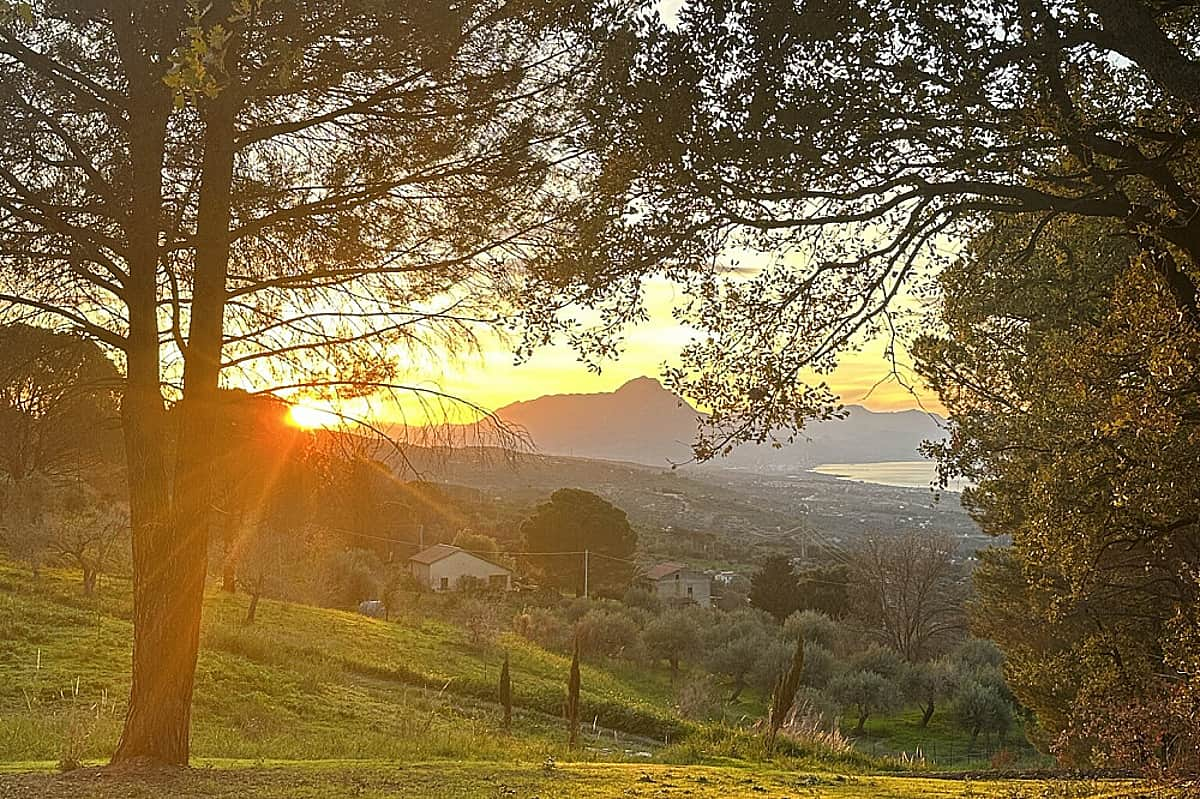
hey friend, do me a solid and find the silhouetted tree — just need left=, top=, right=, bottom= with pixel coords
left=749, top=555, right=801, bottom=623
left=521, top=489, right=637, bottom=597
left=847, top=533, right=967, bottom=661
left=0, top=1, right=657, bottom=765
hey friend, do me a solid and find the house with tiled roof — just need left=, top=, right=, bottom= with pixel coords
left=409, top=544, right=511, bottom=592
left=640, top=562, right=711, bottom=608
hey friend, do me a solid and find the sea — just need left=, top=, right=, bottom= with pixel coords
left=809, top=460, right=969, bottom=492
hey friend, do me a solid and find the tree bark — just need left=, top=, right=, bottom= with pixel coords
left=245, top=575, right=262, bottom=624
left=111, top=52, right=182, bottom=763
left=920, top=700, right=934, bottom=728
left=113, top=0, right=240, bottom=766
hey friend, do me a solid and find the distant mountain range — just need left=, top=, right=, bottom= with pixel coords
left=492, top=377, right=946, bottom=470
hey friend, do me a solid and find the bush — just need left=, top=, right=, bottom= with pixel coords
left=799, top=643, right=837, bottom=690
left=675, top=674, right=720, bottom=720
left=829, top=669, right=902, bottom=733
left=458, top=598, right=502, bottom=648
left=850, top=645, right=904, bottom=679
left=622, top=586, right=662, bottom=614
left=952, top=679, right=1013, bottom=742
left=783, top=609, right=841, bottom=651
left=952, top=638, right=1005, bottom=672
left=575, top=608, right=642, bottom=659
left=642, top=608, right=703, bottom=673
left=324, top=548, right=383, bottom=608
left=512, top=607, right=570, bottom=652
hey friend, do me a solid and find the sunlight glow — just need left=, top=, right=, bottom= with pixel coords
left=287, top=404, right=338, bottom=429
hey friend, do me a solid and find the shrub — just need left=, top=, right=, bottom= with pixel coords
left=799, top=643, right=836, bottom=690
left=676, top=674, right=720, bottom=720
left=829, top=669, right=901, bottom=733
left=512, top=607, right=570, bottom=652
left=783, top=609, right=841, bottom=651
left=325, top=548, right=383, bottom=608
left=850, top=645, right=904, bottom=679
left=951, top=638, right=1005, bottom=672
left=952, top=679, right=1013, bottom=742
left=575, top=608, right=641, bottom=659
left=642, top=608, right=702, bottom=673
left=622, top=586, right=662, bottom=614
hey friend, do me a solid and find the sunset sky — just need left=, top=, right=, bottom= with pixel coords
left=346, top=276, right=946, bottom=427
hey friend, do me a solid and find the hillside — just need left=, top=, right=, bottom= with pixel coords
left=0, top=560, right=1140, bottom=798
left=491, top=377, right=945, bottom=469
left=393, top=447, right=983, bottom=566
left=0, top=562, right=693, bottom=764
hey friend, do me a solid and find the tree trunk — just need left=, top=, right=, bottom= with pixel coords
left=728, top=678, right=745, bottom=702
left=855, top=713, right=867, bottom=734
left=110, top=24, right=183, bottom=761
left=245, top=576, right=262, bottom=624
left=82, top=567, right=97, bottom=597
left=920, top=700, right=935, bottom=728
left=222, top=509, right=241, bottom=593
left=113, top=0, right=240, bottom=765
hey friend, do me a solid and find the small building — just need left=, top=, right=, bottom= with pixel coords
left=409, top=544, right=512, bottom=592
left=641, top=562, right=711, bottom=608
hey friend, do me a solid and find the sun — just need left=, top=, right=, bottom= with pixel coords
left=287, top=404, right=337, bottom=429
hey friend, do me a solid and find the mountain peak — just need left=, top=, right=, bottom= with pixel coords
left=493, top=379, right=943, bottom=468
left=615, top=375, right=667, bottom=394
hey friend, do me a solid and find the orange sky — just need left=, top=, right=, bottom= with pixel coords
left=341, top=277, right=946, bottom=426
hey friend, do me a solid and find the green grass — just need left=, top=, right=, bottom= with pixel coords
left=0, top=558, right=1153, bottom=798
left=0, top=560, right=795, bottom=767
left=0, top=761, right=1151, bottom=799
left=843, top=708, right=1051, bottom=769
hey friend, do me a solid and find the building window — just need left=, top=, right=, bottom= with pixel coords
left=439, top=577, right=449, bottom=590
left=687, top=585, right=694, bottom=598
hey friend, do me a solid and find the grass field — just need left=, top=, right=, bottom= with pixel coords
left=0, top=761, right=1154, bottom=799
left=0, top=560, right=817, bottom=767
left=0, top=559, right=1166, bottom=798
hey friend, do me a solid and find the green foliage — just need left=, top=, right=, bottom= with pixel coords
left=0, top=324, right=122, bottom=482
left=748, top=555, right=800, bottom=623
left=849, top=647, right=904, bottom=681
left=900, top=660, right=960, bottom=728
left=917, top=211, right=1200, bottom=771
left=642, top=608, right=703, bottom=673
left=794, top=564, right=851, bottom=619
left=521, top=489, right=637, bottom=596
left=952, top=681, right=1013, bottom=743
left=829, top=670, right=901, bottom=734
left=783, top=610, right=841, bottom=652
left=324, top=548, right=383, bottom=608
left=574, top=608, right=641, bottom=660
left=702, top=608, right=777, bottom=699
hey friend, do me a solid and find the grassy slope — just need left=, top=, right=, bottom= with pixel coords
left=0, top=559, right=704, bottom=763
left=0, top=559, right=1158, bottom=797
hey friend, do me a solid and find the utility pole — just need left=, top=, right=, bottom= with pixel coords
left=583, top=549, right=589, bottom=599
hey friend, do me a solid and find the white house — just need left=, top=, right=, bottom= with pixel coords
left=409, top=544, right=512, bottom=592
left=641, top=562, right=711, bottom=608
